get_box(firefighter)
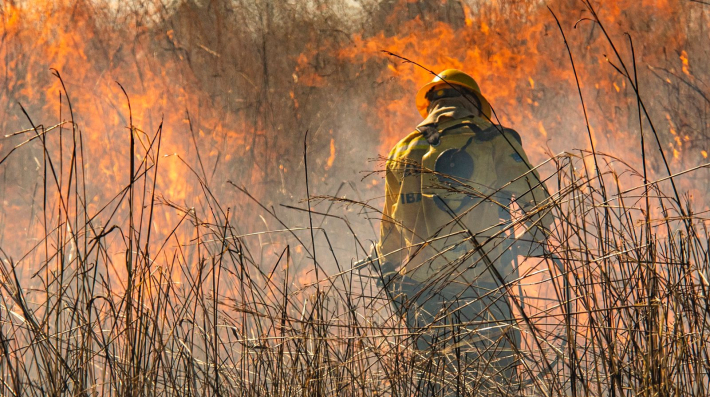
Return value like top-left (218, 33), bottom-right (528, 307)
top-left (374, 69), bottom-right (554, 394)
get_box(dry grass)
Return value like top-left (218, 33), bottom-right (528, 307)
top-left (1, 86), bottom-right (710, 396)
top-left (1, 1), bottom-right (710, 396)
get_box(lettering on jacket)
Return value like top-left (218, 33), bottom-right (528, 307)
top-left (400, 192), bottom-right (422, 204)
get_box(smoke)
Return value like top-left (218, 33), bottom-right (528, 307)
top-left (0, 0), bottom-right (708, 271)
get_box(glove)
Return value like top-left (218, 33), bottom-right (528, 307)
top-left (367, 256), bottom-right (397, 289)
top-left (355, 253), bottom-right (397, 285)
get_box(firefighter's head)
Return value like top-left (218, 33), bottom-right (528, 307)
top-left (415, 69), bottom-right (492, 119)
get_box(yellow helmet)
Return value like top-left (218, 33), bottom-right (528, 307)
top-left (415, 69), bottom-right (492, 119)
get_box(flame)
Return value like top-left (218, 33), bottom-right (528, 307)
top-left (325, 138), bottom-right (336, 170)
top-left (309, 0), bottom-right (704, 175)
top-left (463, 4), bottom-right (474, 28)
top-left (0, 0), bottom-right (706, 271)
top-left (0, 1), bottom-right (264, 266)
top-left (681, 50), bottom-right (691, 76)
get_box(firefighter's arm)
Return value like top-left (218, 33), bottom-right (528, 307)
top-left (376, 157), bottom-right (406, 272)
top-left (494, 129), bottom-right (553, 253)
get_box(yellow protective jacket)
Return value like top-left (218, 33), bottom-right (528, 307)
top-left (377, 115), bottom-right (553, 288)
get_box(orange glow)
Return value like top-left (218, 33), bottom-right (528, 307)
top-left (0, 0), bottom-right (705, 280)
top-left (307, 0), bottom-right (702, 178)
top-left (463, 5), bottom-right (474, 28)
top-left (0, 0), bottom-right (262, 276)
top-left (681, 50), bottom-right (691, 76)
top-left (325, 138), bottom-right (336, 170)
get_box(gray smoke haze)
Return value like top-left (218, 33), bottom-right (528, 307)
top-left (0, 0), bottom-right (708, 276)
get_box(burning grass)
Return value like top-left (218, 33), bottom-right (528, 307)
top-left (1, 1), bottom-right (710, 396)
top-left (2, 84), bottom-right (710, 397)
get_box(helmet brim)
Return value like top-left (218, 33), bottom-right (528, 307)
top-left (415, 80), bottom-right (492, 119)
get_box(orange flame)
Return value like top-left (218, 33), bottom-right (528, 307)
top-left (0, 0), bottom-right (706, 266)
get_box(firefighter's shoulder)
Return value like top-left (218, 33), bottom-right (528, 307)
top-left (387, 129), bottom-right (430, 160)
top-left (474, 121), bottom-right (522, 145)
top-left (500, 127), bottom-right (522, 145)
top-left (493, 127), bottom-right (531, 166)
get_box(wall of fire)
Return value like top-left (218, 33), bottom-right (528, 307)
top-left (0, 0), bottom-right (708, 271)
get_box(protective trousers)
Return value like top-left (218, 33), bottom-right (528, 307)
top-left (385, 250), bottom-right (522, 396)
